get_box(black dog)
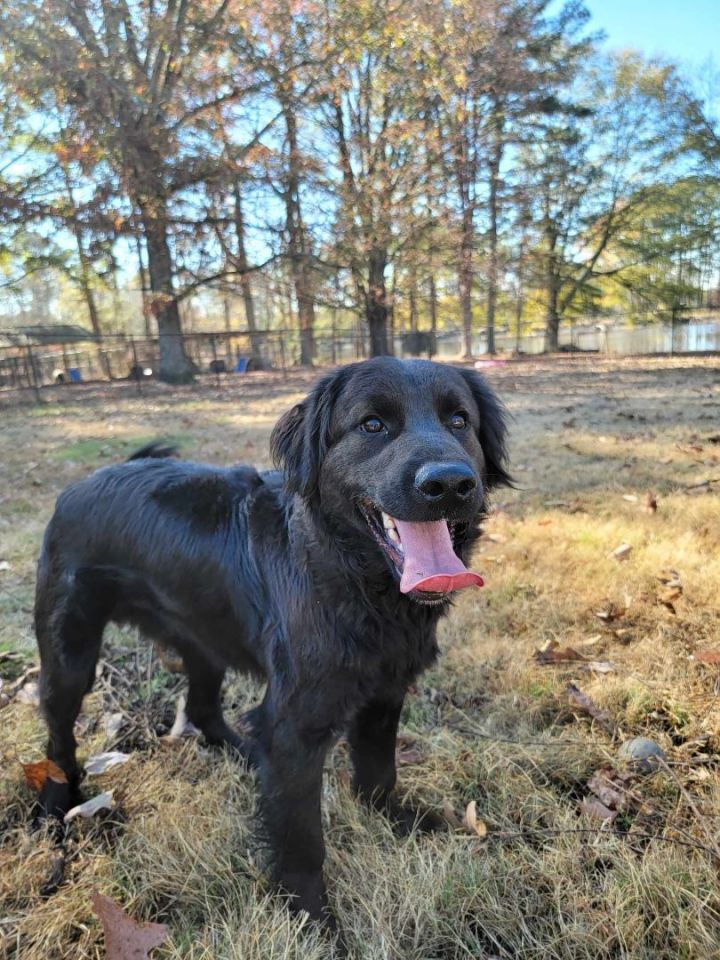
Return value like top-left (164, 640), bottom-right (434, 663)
top-left (34, 357), bottom-right (510, 928)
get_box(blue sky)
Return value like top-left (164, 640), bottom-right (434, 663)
top-left (584, 0), bottom-right (718, 69)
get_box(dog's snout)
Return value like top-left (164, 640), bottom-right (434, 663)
top-left (414, 462), bottom-right (477, 505)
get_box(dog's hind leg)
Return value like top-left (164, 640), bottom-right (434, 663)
top-left (179, 645), bottom-right (245, 754)
top-left (35, 569), bottom-right (110, 819)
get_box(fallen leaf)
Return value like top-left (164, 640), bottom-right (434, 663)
top-left (580, 795), bottom-right (617, 822)
top-left (594, 605), bottom-right (627, 624)
top-left (397, 744), bottom-right (425, 766)
top-left (0, 560), bottom-right (10, 572)
top-left (22, 758), bottom-right (68, 791)
top-left (565, 683), bottom-right (613, 731)
top-left (587, 770), bottom-right (627, 811)
top-left (622, 494), bottom-right (638, 503)
top-left (85, 752), bottom-right (130, 775)
top-left (92, 892), bottom-right (168, 960)
top-left (608, 543), bottom-right (632, 562)
top-left (656, 569), bottom-right (682, 588)
top-left (15, 681), bottom-right (40, 706)
top-left (583, 660), bottom-right (616, 674)
top-left (103, 712), bottom-right (125, 740)
top-left (694, 650), bottom-right (720, 665)
top-left (533, 640), bottom-right (586, 665)
top-left (462, 800), bottom-right (488, 838)
top-left (643, 491), bottom-right (658, 514)
top-left (64, 790), bottom-right (115, 822)
top-left (441, 800), bottom-right (462, 828)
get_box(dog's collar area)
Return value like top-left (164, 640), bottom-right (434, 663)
top-left (358, 501), bottom-right (484, 602)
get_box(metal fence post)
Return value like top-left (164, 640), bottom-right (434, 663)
top-left (131, 338), bottom-right (142, 395)
top-left (279, 335), bottom-right (287, 380)
top-left (211, 334), bottom-right (220, 386)
top-left (25, 344), bottom-right (41, 402)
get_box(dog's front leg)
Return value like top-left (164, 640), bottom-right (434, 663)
top-left (350, 696), bottom-right (444, 835)
top-left (260, 718), bottom-right (335, 929)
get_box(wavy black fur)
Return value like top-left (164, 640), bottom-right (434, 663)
top-left (34, 357), bottom-right (510, 930)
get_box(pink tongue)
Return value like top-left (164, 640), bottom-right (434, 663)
top-left (394, 519), bottom-right (484, 594)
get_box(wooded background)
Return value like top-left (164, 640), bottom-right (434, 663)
top-left (1, 0), bottom-right (719, 381)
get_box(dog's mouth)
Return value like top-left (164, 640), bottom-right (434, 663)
top-left (359, 502), bottom-right (484, 602)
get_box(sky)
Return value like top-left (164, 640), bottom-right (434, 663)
top-left (584, 0), bottom-right (718, 70)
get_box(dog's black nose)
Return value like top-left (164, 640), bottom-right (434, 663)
top-left (414, 462), bottom-right (477, 505)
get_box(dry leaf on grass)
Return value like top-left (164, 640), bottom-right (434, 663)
top-left (92, 892), bottom-right (168, 960)
top-left (21, 758), bottom-right (68, 791)
top-left (14, 680), bottom-right (40, 706)
top-left (64, 790), bottom-right (115, 823)
top-left (85, 752), bottom-right (130, 775)
top-left (462, 800), bottom-right (488, 839)
top-left (580, 767), bottom-right (639, 823)
top-left (643, 491), bottom-right (658, 513)
top-left (441, 800), bottom-right (462, 829)
top-left (580, 795), bottom-right (617, 822)
top-left (533, 639), bottom-right (586, 665)
top-left (103, 712), bottom-right (125, 740)
top-left (594, 605), bottom-right (627, 624)
top-left (656, 569), bottom-right (683, 613)
top-left (565, 683), bottom-right (613, 731)
top-left (583, 660), bottom-right (616, 674)
top-left (396, 734), bottom-right (425, 765)
top-left (608, 543), bottom-right (632, 562)
top-left (694, 650), bottom-right (720, 665)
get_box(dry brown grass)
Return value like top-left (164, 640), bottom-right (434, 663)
top-left (1, 356), bottom-right (720, 959)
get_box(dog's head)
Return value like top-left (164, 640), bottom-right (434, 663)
top-left (271, 358), bottom-right (511, 603)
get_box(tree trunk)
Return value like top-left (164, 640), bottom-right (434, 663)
top-left (140, 202), bottom-right (194, 383)
top-left (232, 181), bottom-right (263, 357)
top-left (367, 248), bottom-right (391, 357)
top-left (409, 264), bottom-right (418, 332)
top-left (545, 257), bottom-right (561, 352)
top-left (283, 101), bottom-right (316, 367)
top-left (295, 263), bottom-right (316, 367)
top-left (458, 207), bottom-right (474, 359)
top-left (134, 232), bottom-right (152, 338)
top-left (485, 132), bottom-right (502, 356)
top-left (428, 272), bottom-right (438, 338)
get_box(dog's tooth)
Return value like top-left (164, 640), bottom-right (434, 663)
top-left (382, 512), bottom-right (395, 530)
top-left (387, 528), bottom-right (400, 543)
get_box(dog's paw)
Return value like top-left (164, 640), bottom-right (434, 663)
top-left (385, 799), bottom-right (447, 837)
top-left (31, 779), bottom-right (79, 832)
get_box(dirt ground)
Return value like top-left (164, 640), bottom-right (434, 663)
top-left (1, 355), bottom-right (720, 959)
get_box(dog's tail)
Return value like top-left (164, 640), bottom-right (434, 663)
top-left (126, 442), bottom-right (179, 461)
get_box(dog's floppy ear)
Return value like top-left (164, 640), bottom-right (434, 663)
top-left (270, 366), bottom-right (351, 498)
top-left (458, 368), bottom-right (513, 490)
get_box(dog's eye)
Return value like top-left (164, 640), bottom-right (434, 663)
top-left (450, 413), bottom-right (467, 430)
top-left (360, 417), bottom-right (385, 434)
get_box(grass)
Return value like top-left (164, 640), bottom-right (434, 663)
top-left (1, 355), bottom-right (720, 958)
